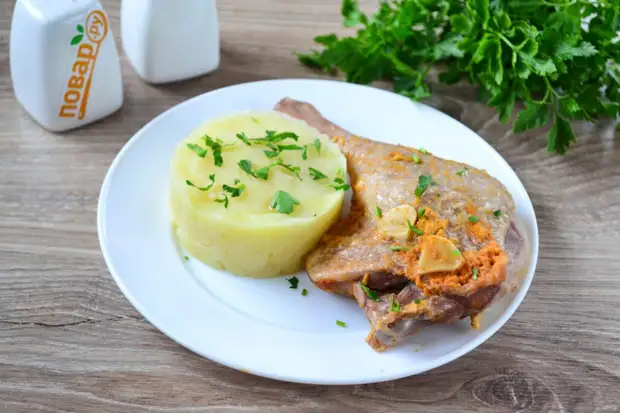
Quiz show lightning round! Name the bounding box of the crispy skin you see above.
[275,98,521,349]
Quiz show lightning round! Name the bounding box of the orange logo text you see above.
[58,10,109,120]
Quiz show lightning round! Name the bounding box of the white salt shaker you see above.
[121,0,220,84]
[10,0,123,132]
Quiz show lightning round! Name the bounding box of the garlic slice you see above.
[378,204,417,241]
[418,235,464,274]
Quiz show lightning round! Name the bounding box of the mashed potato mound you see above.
[170,110,347,277]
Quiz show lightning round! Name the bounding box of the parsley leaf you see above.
[336,320,347,328]
[456,168,468,177]
[238,159,254,176]
[308,167,328,181]
[254,167,271,180]
[238,160,269,181]
[415,174,432,197]
[301,288,308,296]
[185,174,215,191]
[215,194,229,208]
[202,135,226,167]
[223,181,245,198]
[301,145,308,160]
[514,102,550,133]
[277,144,304,151]
[468,215,479,224]
[375,206,382,218]
[187,143,207,158]
[408,220,423,236]
[287,276,299,289]
[270,191,300,214]
[264,150,280,159]
[556,42,597,60]
[236,132,251,146]
[327,177,350,191]
[359,282,379,302]
[250,130,299,145]
[314,138,322,155]
[272,159,302,181]
[493,209,502,217]
[472,267,479,280]
[390,296,401,312]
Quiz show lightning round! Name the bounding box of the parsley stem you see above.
[544,76,561,98]
[496,33,514,48]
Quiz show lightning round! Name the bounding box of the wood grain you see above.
[1,0,619,412]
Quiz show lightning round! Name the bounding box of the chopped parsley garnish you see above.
[415,174,432,197]
[493,210,503,217]
[238,159,255,175]
[238,130,302,158]
[270,190,300,214]
[184,255,189,261]
[272,159,302,181]
[359,282,379,302]
[301,288,308,296]
[336,320,347,328]
[238,159,270,180]
[414,298,422,304]
[418,148,429,154]
[286,276,299,289]
[417,208,426,217]
[277,144,304,151]
[301,145,308,160]
[215,180,245,208]
[241,158,304,181]
[223,181,245,198]
[202,135,229,167]
[314,138,321,154]
[236,132,251,146]
[472,267,479,280]
[250,130,299,145]
[390,296,401,312]
[254,167,270,180]
[412,154,421,164]
[375,206,383,218]
[456,167,469,177]
[468,216,479,224]
[408,220,423,236]
[327,177,350,191]
[452,249,461,256]
[308,167,328,181]
[391,246,410,252]
[185,174,216,191]
[215,194,229,208]
[187,143,207,158]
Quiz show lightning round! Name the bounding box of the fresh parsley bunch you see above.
[298,0,619,154]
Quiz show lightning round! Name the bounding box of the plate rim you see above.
[97,78,540,385]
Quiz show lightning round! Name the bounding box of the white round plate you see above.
[98,79,539,385]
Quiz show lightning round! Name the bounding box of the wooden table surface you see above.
[1,1,619,412]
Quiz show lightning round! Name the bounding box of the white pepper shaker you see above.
[121,0,221,84]
[10,0,123,132]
